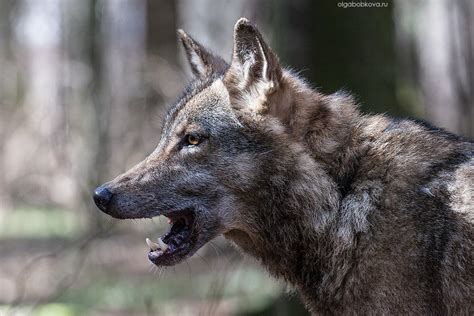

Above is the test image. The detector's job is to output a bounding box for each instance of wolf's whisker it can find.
[209,241,222,257]
[195,252,210,268]
[157,267,165,279]
[185,259,192,276]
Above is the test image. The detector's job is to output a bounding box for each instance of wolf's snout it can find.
[93,186,113,212]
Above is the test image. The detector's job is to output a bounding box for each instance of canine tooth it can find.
[146,238,160,251]
[157,237,169,251]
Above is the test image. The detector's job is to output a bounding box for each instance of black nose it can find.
[93,186,113,212]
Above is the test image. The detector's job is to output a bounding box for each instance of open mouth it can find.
[146,209,197,266]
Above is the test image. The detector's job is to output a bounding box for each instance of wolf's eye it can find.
[184,134,201,146]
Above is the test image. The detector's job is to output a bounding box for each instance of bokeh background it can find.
[0,0,473,315]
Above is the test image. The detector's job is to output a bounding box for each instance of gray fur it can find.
[94,18,474,314]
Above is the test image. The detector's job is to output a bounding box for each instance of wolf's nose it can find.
[93,186,113,211]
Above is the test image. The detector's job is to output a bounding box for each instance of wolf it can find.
[94,18,474,314]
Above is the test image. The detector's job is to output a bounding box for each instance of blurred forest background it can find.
[0,0,473,315]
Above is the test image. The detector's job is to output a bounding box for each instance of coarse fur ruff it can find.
[94,18,474,314]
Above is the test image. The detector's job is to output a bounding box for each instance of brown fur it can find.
[94,18,474,314]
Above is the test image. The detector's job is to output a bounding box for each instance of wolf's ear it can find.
[178,29,227,78]
[226,18,282,112]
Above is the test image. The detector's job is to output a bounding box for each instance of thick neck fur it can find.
[269,70,364,195]
[225,147,343,310]
[226,70,369,312]
[225,142,360,312]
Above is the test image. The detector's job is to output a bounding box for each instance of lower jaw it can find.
[148,245,193,266]
[148,251,175,266]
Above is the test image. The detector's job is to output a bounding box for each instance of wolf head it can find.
[93,18,337,267]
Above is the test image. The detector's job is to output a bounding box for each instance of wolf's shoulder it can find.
[360,115,473,166]
[352,115,472,200]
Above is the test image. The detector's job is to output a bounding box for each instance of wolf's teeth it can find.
[157,237,169,251]
[146,238,160,251]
